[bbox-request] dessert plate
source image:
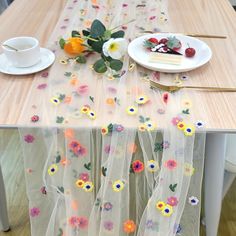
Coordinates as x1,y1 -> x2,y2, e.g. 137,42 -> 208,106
128,33 -> 212,73
0,48 -> 55,75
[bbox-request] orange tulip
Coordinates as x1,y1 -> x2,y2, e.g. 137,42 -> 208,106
64,37 -> 85,55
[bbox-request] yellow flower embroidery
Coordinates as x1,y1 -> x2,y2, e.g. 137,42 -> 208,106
136,95 -> 149,105
48,164 -> 58,176
50,97 -> 60,105
126,106 -> 138,115
161,204 -> 173,217
75,179 -> 85,188
112,180 -> 124,192
184,125 -> 195,136
156,201 -> 166,211
88,110 -> 97,120
177,121 -> 186,130
83,181 -> 94,192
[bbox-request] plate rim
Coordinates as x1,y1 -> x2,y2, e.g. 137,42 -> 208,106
0,47 -> 55,75
128,33 -> 212,73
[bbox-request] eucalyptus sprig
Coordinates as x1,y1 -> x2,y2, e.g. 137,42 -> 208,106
59,19 -> 133,74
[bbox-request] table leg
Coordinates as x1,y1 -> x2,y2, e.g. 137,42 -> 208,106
0,164 -> 10,231
204,133 -> 226,236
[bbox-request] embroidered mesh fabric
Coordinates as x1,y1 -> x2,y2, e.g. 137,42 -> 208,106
16,0 -> 207,235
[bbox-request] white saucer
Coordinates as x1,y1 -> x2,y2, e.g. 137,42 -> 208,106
0,48 -> 55,75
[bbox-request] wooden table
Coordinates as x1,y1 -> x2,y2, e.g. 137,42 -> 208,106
0,0 -> 235,235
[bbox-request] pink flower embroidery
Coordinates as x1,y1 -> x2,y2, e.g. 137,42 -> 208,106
164,159 -> 177,170
40,71 -> 49,78
104,145 -> 114,154
107,87 -> 117,94
24,134 -> 35,143
68,216 -> 79,228
30,207 -> 40,217
37,83 -> 47,89
104,221 -> 114,231
79,173 -> 89,182
167,196 -> 178,206
171,117 -> 183,126
77,85 -> 89,95
78,216 -> 88,229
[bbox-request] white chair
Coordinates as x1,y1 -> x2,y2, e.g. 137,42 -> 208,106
0,164 -> 10,232
204,133 -> 236,236
222,134 -> 236,198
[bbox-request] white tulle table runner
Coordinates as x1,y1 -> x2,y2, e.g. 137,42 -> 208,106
18,0 -> 206,235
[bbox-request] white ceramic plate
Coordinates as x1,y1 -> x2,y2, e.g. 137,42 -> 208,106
128,33 -> 212,73
0,48 -> 55,75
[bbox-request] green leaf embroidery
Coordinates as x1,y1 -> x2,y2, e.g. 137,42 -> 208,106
84,162 -> 92,170
58,94 -> 65,102
107,123 -> 113,133
102,166 -> 107,176
89,96 -> 94,103
56,116 -> 64,124
57,186 -> 64,193
139,115 -> 145,123
64,72 -> 72,77
58,228 -> 63,236
182,109 -> 190,114
169,183 -> 177,192
55,153 -> 61,163
72,169 -> 78,178
154,142 -> 163,152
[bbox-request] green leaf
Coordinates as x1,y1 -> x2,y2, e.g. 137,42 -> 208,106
93,59 -> 107,73
167,36 -> 181,49
90,19 -> 106,38
71,30 -> 80,37
109,59 -> 123,71
111,30 -> 125,38
58,228 -> 63,236
75,55 -> 86,64
59,38 -> 65,49
103,30 -> 112,40
90,40 -> 104,53
82,30 -> 90,36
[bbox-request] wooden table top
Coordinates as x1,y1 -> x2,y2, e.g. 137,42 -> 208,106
0,0 -> 236,131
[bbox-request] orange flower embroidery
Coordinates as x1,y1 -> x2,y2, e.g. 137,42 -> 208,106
123,220 -> 136,233
64,129 -> 75,139
106,98 -> 115,106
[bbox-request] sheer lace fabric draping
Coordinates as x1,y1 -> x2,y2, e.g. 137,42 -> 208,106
18,0 -> 206,235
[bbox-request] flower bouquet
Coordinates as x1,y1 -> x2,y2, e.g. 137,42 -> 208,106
59,19 -> 128,74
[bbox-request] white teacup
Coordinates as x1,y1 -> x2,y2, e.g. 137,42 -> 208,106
2,37 -> 41,68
